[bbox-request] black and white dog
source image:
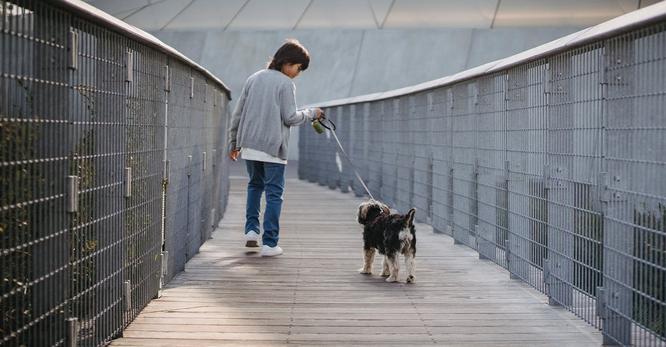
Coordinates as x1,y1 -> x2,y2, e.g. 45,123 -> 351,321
357,200 -> 416,283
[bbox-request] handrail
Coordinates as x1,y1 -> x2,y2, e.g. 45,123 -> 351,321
53,0 -> 232,99
308,1 -> 666,108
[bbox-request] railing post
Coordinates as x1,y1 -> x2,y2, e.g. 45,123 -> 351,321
599,37 -> 635,346
159,63 -> 171,298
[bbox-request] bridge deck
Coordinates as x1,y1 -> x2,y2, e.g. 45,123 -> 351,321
112,167 -> 602,346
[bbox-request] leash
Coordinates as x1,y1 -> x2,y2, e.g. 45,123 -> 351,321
315,116 -> 376,201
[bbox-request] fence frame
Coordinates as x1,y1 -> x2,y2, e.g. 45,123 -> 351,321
301,4 -> 666,345
1,0 -> 231,345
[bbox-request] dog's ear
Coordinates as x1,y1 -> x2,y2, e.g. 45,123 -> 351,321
405,208 -> 416,227
357,204 -> 366,224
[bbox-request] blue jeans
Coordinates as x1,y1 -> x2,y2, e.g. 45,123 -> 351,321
245,160 -> 286,247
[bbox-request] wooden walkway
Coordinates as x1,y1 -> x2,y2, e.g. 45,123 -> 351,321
112,171 -> 602,346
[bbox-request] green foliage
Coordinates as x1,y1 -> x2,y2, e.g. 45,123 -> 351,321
0,79 -> 36,344
68,85 -> 99,318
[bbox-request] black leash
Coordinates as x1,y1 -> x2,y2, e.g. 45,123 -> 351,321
316,117 -> 376,201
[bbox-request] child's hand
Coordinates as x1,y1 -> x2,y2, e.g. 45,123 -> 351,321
314,108 -> 324,120
229,149 -> 240,161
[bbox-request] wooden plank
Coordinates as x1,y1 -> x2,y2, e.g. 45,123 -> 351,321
111,174 -> 601,346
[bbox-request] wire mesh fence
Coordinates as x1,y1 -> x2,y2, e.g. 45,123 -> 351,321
300,19 -> 666,347
0,0 -> 231,345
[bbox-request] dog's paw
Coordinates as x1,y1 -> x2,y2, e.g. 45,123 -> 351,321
406,275 -> 415,284
380,271 -> 390,277
358,268 -> 372,275
385,276 -> 398,283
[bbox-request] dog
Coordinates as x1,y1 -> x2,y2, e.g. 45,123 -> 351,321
357,200 -> 416,283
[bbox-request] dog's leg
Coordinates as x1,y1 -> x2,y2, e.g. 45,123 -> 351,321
385,254 -> 399,282
359,248 -> 375,274
405,251 -> 416,283
380,255 -> 390,277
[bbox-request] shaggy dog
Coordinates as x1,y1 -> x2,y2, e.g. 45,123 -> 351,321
357,200 -> 416,283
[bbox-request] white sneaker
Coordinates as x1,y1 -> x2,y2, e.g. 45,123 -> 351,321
260,245 -> 283,257
245,230 -> 260,247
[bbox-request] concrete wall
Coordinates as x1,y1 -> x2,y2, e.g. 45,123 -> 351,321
153,27 -> 582,160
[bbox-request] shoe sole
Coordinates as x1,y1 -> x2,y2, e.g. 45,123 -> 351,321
245,240 -> 259,247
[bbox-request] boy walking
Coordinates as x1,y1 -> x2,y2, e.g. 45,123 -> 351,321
228,39 -> 323,257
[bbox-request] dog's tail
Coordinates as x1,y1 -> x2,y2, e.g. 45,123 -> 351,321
399,208 -> 416,241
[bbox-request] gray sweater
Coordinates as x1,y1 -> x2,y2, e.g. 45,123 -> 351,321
228,69 -> 315,160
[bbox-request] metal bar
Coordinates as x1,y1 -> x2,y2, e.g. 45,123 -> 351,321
67,176 -> 79,213
126,50 -> 133,82
66,318 -> 79,347
67,29 -> 78,70
164,65 -> 171,92
124,281 -> 132,312
1,3 -> 232,345
125,167 -> 132,198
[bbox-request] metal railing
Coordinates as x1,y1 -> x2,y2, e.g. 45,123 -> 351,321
300,4 -> 666,346
1,0 -> 231,345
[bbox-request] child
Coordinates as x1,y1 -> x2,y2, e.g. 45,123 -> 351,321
228,39 -> 323,257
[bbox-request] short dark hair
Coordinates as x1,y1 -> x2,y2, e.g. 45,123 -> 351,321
268,39 -> 310,72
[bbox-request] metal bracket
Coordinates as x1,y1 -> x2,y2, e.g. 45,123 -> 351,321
503,74 -> 509,101
210,208 -> 216,229
190,76 -> 194,99
542,62 -> 550,94
543,259 -> 561,306
67,176 -> 79,213
596,286 -> 607,319
506,238 -> 521,280
67,30 -> 78,70
599,172 -> 625,203
504,160 -> 511,183
125,51 -> 133,83
211,150 -> 216,168
66,317 -> 80,347
472,84 -> 479,105
602,66 -> 629,87
164,65 -> 171,92
447,89 -> 454,109
187,155 -> 193,176
163,160 -> 170,183
543,259 -> 551,287
124,167 -> 132,198
547,165 -> 568,190
204,83 -> 208,103
202,152 -> 207,172
161,251 -> 169,277
124,281 -> 132,312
